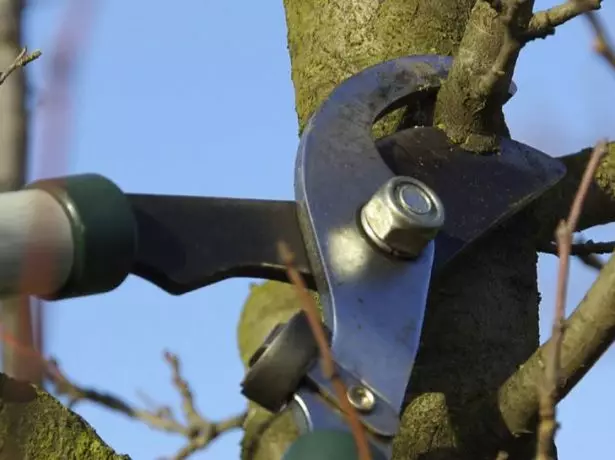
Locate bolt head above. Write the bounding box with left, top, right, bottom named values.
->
left=347, top=385, right=376, bottom=413
left=360, top=176, right=445, bottom=258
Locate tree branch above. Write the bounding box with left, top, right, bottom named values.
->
left=0, top=47, right=41, bottom=86
left=580, top=1, right=615, bottom=69
left=434, top=0, right=610, bottom=152
left=46, top=353, right=246, bottom=460
left=539, top=239, right=615, bottom=256
left=497, top=243, right=615, bottom=437
left=476, top=0, right=525, bottom=98
left=433, top=0, right=534, bottom=152
left=524, top=0, right=602, bottom=41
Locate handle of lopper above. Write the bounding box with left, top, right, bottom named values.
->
left=0, top=174, right=137, bottom=300
left=0, top=188, right=74, bottom=298
left=282, top=430, right=387, bottom=460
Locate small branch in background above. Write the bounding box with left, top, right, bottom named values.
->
left=0, top=327, right=245, bottom=459
left=539, top=239, right=615, bottom=256
left=538, top=238, right=613, bottom=270
left=573, top=0, right=615, bottom=70
left=278, top=241, right=372, bottom=460
left=524, top=0, right=602, bottom=40
left=0, top=48, right=41, bottom=87
left=45, top=353, right=246, bottom=460
left=536, top=141, right=608, bottom=460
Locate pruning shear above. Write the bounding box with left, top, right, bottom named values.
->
left=0, top=55, right=565, bottom=459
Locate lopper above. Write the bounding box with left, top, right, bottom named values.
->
left=0, top=55, right=566, bottom=459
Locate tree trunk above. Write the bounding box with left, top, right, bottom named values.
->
left=237, top=1, right=544, bottom=459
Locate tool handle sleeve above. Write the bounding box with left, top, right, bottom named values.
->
left=0, top=174, right=137, bottom=300
left=282, top=430, right=387, bottom=460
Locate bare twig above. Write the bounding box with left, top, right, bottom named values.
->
left=573, top=0, right=615, bottom=70
left=536, top=141, right=608, bottom=460
left=539, top=239, right=615, bottom=256
left=478, top=0, right=610, bottom=98
left=45, top=353, right=246, bottom=460
left=538, top=238, right=613, bottom=269
left=278, top=241, right=372, bottom=460
left=524, top=0, right=602, bottom=40
left=0, top=48, right=41, bottom=86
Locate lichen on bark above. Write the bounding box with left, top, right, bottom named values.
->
left=0, top=374, right=127, bottom=459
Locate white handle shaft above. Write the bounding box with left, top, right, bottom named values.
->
left=0, top=189, right=74, bottom=297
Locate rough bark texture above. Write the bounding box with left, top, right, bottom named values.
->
left=432, top=1, right=533, bottom=152
left=237, top=1, right=544, bottom=459
left=0, top=374, right=126, bottom=459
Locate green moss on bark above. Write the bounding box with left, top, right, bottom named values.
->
left=595, top=142, right=615, bottom=198
left=0, top=374, right=128, bottom=459
left=283, top=0, right=475, bottom=136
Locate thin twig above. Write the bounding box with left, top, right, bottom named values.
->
left=0, top=48, right=42, bottom=86
left=539, top=238, right=613, bottom=270
left=278, top=241, right=372, bottom=460
left=524, top=0, right=602, bottom=40
left=539, top=239, right=615, bottom=256
left=536, top=141, right=608, bottom=460
left=45, top=353, right=246, bottom=460
left=573, top=0, right=615, bottom=70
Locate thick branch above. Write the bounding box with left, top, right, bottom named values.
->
left=498, top=248, right=615, bottom=437
left=433, top=0, right=534, bottom=152
left=434, top=0, right=605, bottom=152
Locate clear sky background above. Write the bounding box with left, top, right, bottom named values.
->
left=17, top=1, right=615, bottom=459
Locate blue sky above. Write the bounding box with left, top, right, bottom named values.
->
left=19, top=1, right=615, bottom=459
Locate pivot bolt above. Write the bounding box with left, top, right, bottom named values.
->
left=360, top=176, right=445, bottom=258
left=346, top=385, right=376, bottom=413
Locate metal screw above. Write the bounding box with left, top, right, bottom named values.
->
left=346, top=385, right=376, bottom=413
left=359, top=176, right=445, bottom=258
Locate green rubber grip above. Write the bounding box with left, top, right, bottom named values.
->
left=28, top=173, right=137, bottom=300
left=282, top=430, right=387, bottom=460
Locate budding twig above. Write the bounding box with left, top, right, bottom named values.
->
left=278, top=241, right=372, bottom=460
left=536, top=141, right=608, bottom=460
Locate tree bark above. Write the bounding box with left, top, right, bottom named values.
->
left=0, top=373, right=126, bottom=459
left=237, top=1, right=553, bottom=459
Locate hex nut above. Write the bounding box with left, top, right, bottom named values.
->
left=360, top=176, right=445, bottom=258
